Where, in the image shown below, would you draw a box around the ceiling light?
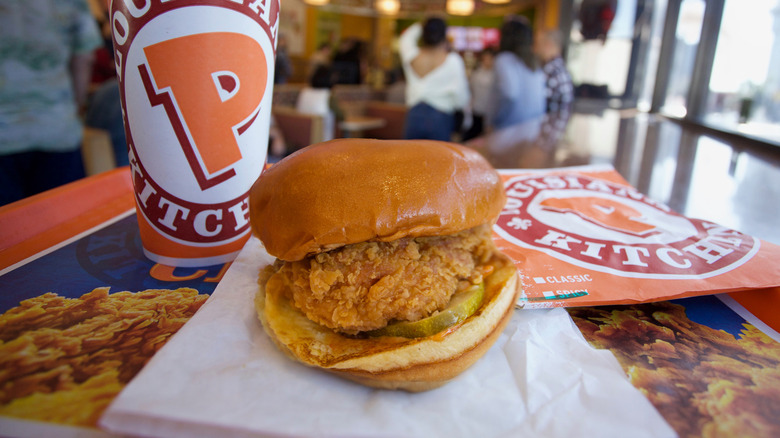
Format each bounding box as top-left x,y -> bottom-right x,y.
375,0 -> 400,15
447,0 -> 474,16
303,0 -> 329,6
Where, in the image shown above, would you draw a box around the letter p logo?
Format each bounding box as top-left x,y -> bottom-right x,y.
140,32 -> 268,190
540,197 -> 658,236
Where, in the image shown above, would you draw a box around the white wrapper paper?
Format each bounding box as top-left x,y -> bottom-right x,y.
100,237 -> 676,438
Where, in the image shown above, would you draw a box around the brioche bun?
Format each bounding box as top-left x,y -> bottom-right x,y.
249,139 -> 519,391
256,253 -> 519,392
249,138 -> 507,262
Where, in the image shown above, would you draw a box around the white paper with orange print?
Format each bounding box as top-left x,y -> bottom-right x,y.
493,165 -> 780,308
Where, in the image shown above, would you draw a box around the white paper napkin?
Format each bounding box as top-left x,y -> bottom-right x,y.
100,237 -> 676,438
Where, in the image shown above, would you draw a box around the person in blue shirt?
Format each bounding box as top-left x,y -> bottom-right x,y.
487,18 -> 546,130
0,0 -> 102,206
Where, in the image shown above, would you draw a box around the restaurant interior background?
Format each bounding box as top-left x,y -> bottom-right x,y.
80,0 -> 780,162
226,0 -> 777,247
266,0 -> 780,145
3,2 -> 780,436
81,0 -> 780,243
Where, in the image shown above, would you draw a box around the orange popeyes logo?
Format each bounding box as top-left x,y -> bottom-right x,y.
496,172 -> 758,278
540,197 -> 657,236
139,32 -> 267,190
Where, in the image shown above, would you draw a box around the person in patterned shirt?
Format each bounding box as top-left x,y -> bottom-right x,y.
535,29 -> 574,114
0,0 -> 102,206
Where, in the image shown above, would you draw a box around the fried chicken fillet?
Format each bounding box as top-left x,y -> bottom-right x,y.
272,225 -> 495,334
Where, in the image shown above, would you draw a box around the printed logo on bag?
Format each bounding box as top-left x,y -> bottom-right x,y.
110,0 -> 279,244
495,174 -> 759,279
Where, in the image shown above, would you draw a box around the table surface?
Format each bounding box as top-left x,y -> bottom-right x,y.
465,109 -> 780,246
1,108 -> 779,437
339,115 -> 387,130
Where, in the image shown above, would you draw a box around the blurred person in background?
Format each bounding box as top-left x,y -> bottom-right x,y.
85,80 -> 127,166
307,42 -> 332,82
535,29 -> 574,114
332,38 -> 365,85
487,17 -> 546,130
578,0 -> 617,43
295,65 -> 343,142
266,115 -> 287,163
85,6 -> 127,167
462,48 -> 496,141
0,0 -> 102,207
274,33 -> 293,85
399,17 -> 470,141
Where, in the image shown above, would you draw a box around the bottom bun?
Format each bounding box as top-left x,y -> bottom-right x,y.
255,251 -> 521,392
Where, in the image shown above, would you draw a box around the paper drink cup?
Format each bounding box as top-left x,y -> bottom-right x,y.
109,0 -> 279,267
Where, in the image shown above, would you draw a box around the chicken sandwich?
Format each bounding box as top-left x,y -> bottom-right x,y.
249,139 -> 520,391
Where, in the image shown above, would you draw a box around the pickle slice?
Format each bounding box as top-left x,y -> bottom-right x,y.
367,283 -> 485,338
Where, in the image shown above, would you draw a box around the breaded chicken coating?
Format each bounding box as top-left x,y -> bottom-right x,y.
271,225 -> 496,334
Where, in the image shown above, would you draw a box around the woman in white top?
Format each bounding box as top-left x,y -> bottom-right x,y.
399,18 -> 470,141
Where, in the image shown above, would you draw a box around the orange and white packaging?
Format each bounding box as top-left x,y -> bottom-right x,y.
494,165 -> 780,308
99,236 -> 675,438
110,0 -> 279,267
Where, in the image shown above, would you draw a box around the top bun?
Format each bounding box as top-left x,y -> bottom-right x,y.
249,139 -> 506,261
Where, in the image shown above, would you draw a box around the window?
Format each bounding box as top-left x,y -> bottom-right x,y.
703,0 -> 780,143
660,0 -> 705,118
637,0 -> 668,111
567,0 -> 636,99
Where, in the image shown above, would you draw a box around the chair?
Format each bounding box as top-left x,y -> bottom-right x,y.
363,101 -> 408,140
332,84 -> 373,117
272,84 -> 304,108
272,106 -> 325,153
